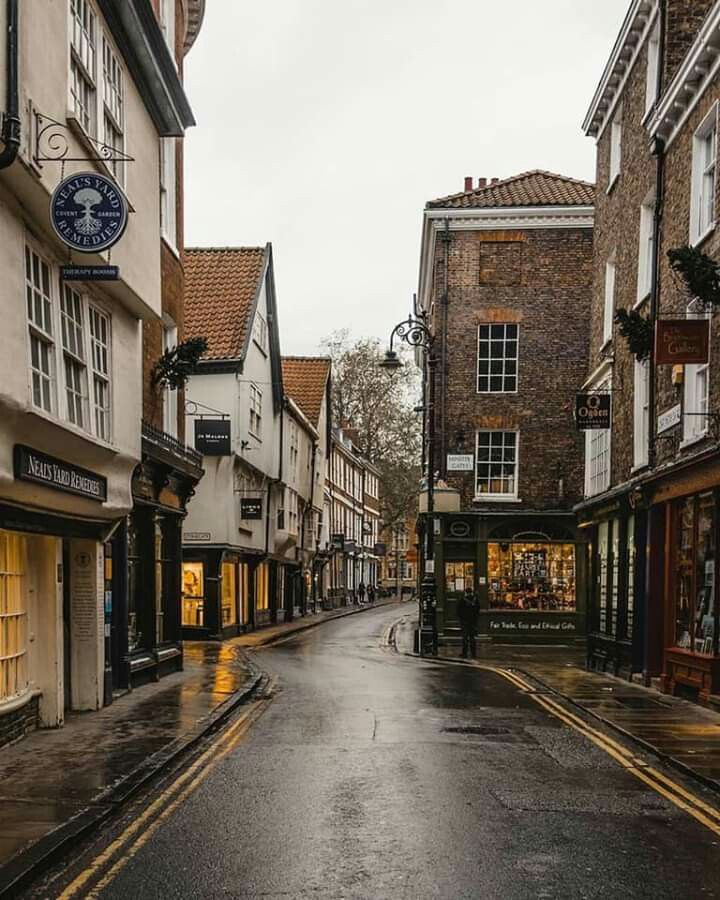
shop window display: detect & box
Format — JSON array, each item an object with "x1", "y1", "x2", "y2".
[
  {"x1": 626, "y1": 516, "x2": 636, "y2": 639},
  {"x1": 674, "y1": 493, "x2": 717, "y2": 655},
  {"x1": 0, "y1": 531, "x2": 27, "y2": 702},
  {"x1": 128, "y1": 520, "x2": 144, "y2": 651},
  {"x1": 221, "y1": 562, "x2": 237, "y2": 626},
  {"x1": 445, "y1": 562, "x2": 474, "y2": 593},
  {"x1": 488, "y1": 543, "x2": 576, "y2": 611},
  {"x1": 182, "y1": 561, "x2": 204, "y2": 627}
]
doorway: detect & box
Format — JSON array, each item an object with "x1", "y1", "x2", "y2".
[{"x1": 62, "y1": 540, "x2": 72, "y2": 712}]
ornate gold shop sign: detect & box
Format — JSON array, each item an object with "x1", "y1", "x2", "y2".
[{"x1": 655, "y1": 319, "x2": 709, "y2": 365}]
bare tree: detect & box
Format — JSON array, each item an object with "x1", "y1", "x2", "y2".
[{"x1": 322, "y1": 330, "x2": 421, "y2": 529}]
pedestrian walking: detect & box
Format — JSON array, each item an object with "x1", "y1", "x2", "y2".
[
  {"x1": 457, "y1": 586, "x2": 479, "y2": 659},
  {"x1": 367, "y1": 584, "x2": 375, "y2": 605},
  {"x1": 357, "y1": 582, "x2": 366, "y2": 604}
]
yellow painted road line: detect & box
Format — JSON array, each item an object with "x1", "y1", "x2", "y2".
[
  {"x1": 58, "y1": 690, "x2": 273, "y2": 900},
  {"x1": 479, "y1": 664, "x2": 720, "y2": 838}
]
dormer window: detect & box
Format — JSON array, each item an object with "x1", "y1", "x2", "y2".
[{"x1": 253, "y1": 313, "x2": 268, "y2": 353}]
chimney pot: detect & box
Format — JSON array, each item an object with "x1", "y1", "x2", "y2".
[
  {"x1": 477, "y1": 177, "x2": 487, "y2": 188},
  {"x1": 464, "y1": 176, "x2": 473, "y2": 192},
  {"x1": 491, "y1": 177, "x2": 499, "y2": 184}
]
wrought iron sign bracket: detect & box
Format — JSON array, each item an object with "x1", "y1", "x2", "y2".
[{"x1": 34, "y1": 111, "x2": 135, "y2": 166}]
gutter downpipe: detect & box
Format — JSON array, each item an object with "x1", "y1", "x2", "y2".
[{"x1": 0, "y1": 0, "x2": 20, "y2": 170}]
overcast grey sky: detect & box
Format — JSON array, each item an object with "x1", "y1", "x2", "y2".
[{"x1": 184, "y1": 0, "x2": 628, "y2": 354}]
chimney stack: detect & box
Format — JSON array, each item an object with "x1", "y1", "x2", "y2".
[
  {"x1": 491, "y1": 177, "x2": 499, "y2": 184},
  {"x1": 464, "y1": 176, "x2": 473, "y2": 192},
  {"x1": 477, "y1": 177, "x2": 487, "y2": 188}
]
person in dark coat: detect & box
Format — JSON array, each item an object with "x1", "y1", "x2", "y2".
[
  {"x1": 457, "y1": 586, "x2": 479, "y2": 659},
  {"x1": 357, "y1": 582, "x2": 366, "y2": 604},
  {"x1": 367, "y1": 584, "x2": 375, "y2": 605}
]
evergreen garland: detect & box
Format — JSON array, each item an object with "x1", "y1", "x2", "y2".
[
  {"x1": 667, "y1": 245, "x2": 720, "y2": 306},
  {"x1": 614, "y1": 308, "x2": 653, "y2": 362},
  {"x1": 151, "y1": 336, "x2": 208, "y2": 390}
]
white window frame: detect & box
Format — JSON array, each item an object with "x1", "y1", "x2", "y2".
[
  {"x1": 159, "y1": 0, "x2": 176, "y2": 57},
  {"x1": 608, "y1": 106, "x2": 622, "y2": 189},
  {"x1": 633, "y1": 359, "x2": 650, "y2": 469},
  {"x1": 644, "y1": 22, "x2": 660, "y2": 117},
  {"x1": 584, "y1": 380, "x2": 612, "y2": 497},
  {"x1": 683, "y1": 304, "x2": 711, "y2": 445},
  {"x1": 603, "y1": 255, "x2": 616, "y2": 346},
  {"x1": 289, "y1": 420, "x2": 299, "y2": 479},
  {"x1": 69, "y1": 0, "x2": 97, "y2": 135},
  {"x1": 474, "y1": 430, "x2": 519, "y2": 501},
  {"x1": 690, "y1": 103, "x2": 718, "y2": 246},
  {"x1": 160, "y1": 138, "x2": 177, "y2": 249},
  {"x1": 252, "y1": 313, "x2": 268, "y2": 354},
  {"x1": 162, "y1": 321, "x2": 178, "y2": 438},
  {"x1": 477, "y1": 322, "x2": 519, "y2": 394},
  {"x1": 249, "y1": 383, "x2": 262, "y2": 439},
  {"x1": 102, "y1": 36, "x2": 125, "y2": 184},
  {"x1": 25, "y1": 242, "x2": 113, "y2": 441},
  {"x1": 636, "y1": 197, "x2": 655, "y2": 304}
]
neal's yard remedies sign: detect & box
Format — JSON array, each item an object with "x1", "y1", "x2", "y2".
[
  {"x1": 575, "y1": 393, "x2": 611, "y2": 430},
  {"x1": 50, "y1": 173, "x2": 129, "y2": 253},
  {"x1": 194, "y1": 418, "x2": 231, "y2": 456},
  {"x1": 655, "y1": 319, "x2": 710, "y2": 365},
  {"x1": 14, "y1": 446, "x2": 107, "y2": 502}
]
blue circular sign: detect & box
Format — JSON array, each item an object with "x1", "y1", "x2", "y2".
[{"x1": 50, "y1": 172, "x2": 128, "y2": 253}]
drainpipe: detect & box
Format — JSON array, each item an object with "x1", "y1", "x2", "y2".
[
  {"x1": 0, "y1": 0, "x2": 20, "y2": 170},
  {"x1": 439, "y1": 218, "x2": 451, "y2": 476}
]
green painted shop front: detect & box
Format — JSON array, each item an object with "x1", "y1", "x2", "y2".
[{"x1": 433, "y1": 513, "x2": 588, "y2": 643}]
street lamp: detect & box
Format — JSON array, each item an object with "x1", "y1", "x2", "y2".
[{"x1": 379, "y1": 315, "x2": 437, "y2": 656}]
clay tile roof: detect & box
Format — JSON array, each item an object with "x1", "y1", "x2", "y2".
[
  {"x1": 427, "y1": 170, "x2": 595, "y2": 209},
  {"x1": 184, "y1": 247, "x2": 267, "y2": 361},
  {"x1": 281, "y1": 356, "x2": 331, "y2": 427}
]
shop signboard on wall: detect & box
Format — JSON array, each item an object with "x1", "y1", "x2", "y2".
[
  {"x1": 447, "y1": 454, "x2": 475, "y2": 472},
  {"x1": 61, "y1": 265, "x2": 119, "y2": 281},
  {"x1": 374, "y1": 542, "x2": 387, "y2": 557},
  {"x1": 575, "y1": 393, "x2": 611, "y2": 430},
  {"x1": 240, "y1": 498, "x2": 263, "y2": 520},
  {"x1": 655, "y1": 319, "x2": 710, "y2": 365},
  {"x1": 194, "y1": 418, "x2": 231, "y2": 456},
  {"x1": 14, "y1": 445, "x2": 107, "y2": 502},
  {"x1": 658, "y1": 404, "x2": 682, "y2": 435},
  {"x1": 50, "y1": 172, "x2": 129, "y2": 253}
]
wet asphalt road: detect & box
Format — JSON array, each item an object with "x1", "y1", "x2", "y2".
[{"x1": 58, "y1": 605, "x2": 720, "y2": 899}]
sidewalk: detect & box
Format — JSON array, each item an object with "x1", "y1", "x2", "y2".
[{"x1": 393, "y1": 613, "x2": 720, "y2": 793}]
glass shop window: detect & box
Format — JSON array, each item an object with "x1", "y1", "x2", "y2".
[
  {"x1": 239, "y1": 563, "x2": 250, "y2": 624},
  {"x1": 674, "y1": 493, "x2": 717, "y2": 655},
  {"x1": 488, "y1": 543, "x2": 576, "y2": 611},
  {"x1": 182, "y1": 561, "x2": 204, "y2": 627},
  {"x1": 598, "y1": 522, "x2": 609, "y2": 632},
  {"x1": 610, "y1": 517, "x2": 620, "y2": 637},
  {"x1": 444, "y1": 562, "x2": 474, "y2": 593},
  {"x1": 626, "y1": 515, "x2": 636, "y2": 639},
  {"x1": 221, "y1": 562, "x2": 237, "y2": 626},
  {"x1": 128, "y1": 519, "x2": 145, "y2": 650},
  {"x1": 255, "y1": 562, "x2": 269, "y2": 611}
]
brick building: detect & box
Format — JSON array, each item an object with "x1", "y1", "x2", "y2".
[
  {"x1": 416, "y1": 171, "x2": 594, "y2": 642},
  {"x1": 580, "y1": 0, "x2": 720, "y2": 700}
]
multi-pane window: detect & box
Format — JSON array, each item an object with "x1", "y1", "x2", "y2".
[
  {"x1": 691, "y1": 106, "x2": 717, "y2": 244},
  {"x1": 633, "y1": 359, "x2": 649, "y2": 468},
  {"x1": 585, "y1": 384, "x2": 611, "y2": 497},
  {"x1": 683, "y1": 305, "x2": 711, "y2": 444},
  {"x1": 603, "y1": 257, "x2": 616, "y2": 345},
  {"x1": 289, "y1": 421, "x2": 299, "y2": 478},
  {"x1": 102, "y1": 38, "x2": 124, "y2": 181},
  {"x1": 70, "y1": 0, "x2": 97, "y2": 133},
  {"x1": 61, "y1": 286, "x2": 88, "y2": 428},
  {"x1": 609, "y1": 107, "x2": 622, "y2": 186},
  {"x1": 626, "y1": 515, "x2": 636, "y2": 640},
  {"x1": 645, "y1": 23, "x2": 660, "y2": 115},
  {"x1": 0, "y1": 531, "x2": 27, "y2": 703},
  {"x1": 249, "y1": 384, "x2": 262, "y2": 437},
  {"x1": 26, "y1": 246, "x2": 55, "y2": 414},
  {"x1": 477, "y1": 323, "x2": 519, "y2": 393},
  {"x1": 160, "y1": 139, "x2": 177, "y2": 247},
  {"x1": 286, "y1": 489, "x2": 299, "y2": 535},
  {"x1": 89, "y1": 307, "x2": 111, "y2": 440},
  {"x1": 598, "y1": 521, "x2": 609, "y2": 633},
  {"x1": 637, "y1": 199, "x2": 655, "y2": 302},
  {"x1": 475, "y1": 431, "x2": 518, "y2": 499},
  {"x1": 162, "y1": 323, "x2": 177, "y2": 438}
]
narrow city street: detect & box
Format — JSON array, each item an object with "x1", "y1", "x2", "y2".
[{"x1": 33, "y1": 605, "x2": 720, "y2": 900}]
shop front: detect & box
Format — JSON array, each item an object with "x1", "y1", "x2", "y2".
[
  {"x1": 435, "y1": 513, "x2": 587, "y2": 643},
  {"x1": 181, "y1": 547, "x2": 256, "y2": 640}
]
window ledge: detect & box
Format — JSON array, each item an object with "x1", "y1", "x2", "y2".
[
  {"x1": 679, "y1": 432, "x2": 709, "y2": 452},
  {"x1": 600, "y1": 337, "x2": 613, "y2": 353},
  {"x1": 473, "y1": 496, "x2": 522, "y2": 504},
  {"x1": 690, "y1": 222, "x2": 716, "y2": 250},
  {"x1": 631, "y1": 462, "x2": 649, "y2": 475},
  {"x1": 161, "y1": 235, "x2": 181, "y2": 261},
  {"x1": 606, "y1": 173, "x2": 620, "y2": 195},
  {"x1": 633, "y1": 292, "x2": 650, "y2": 311},
  {"x1": 27, "y1": 407, "x2": 118, "y2": 455}
]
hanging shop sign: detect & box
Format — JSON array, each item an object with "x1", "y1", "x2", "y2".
[
  {"x1": 14, "y1": 445, "x2": 107, "y2": 502},
  {"x1": 575, "y1": 393, "x2": 611, "y2": 430},
  {"x1": 50, "y1": 173, "x2": 129, "y2": 253},
  {"x1": 61, "y1": 265, "x2": 119, "y2": 281},
  {"x1": 194, "y1": 418, "x2": 231, "y2": 456},
  {"x1": 331, "y1": 533, "x2": 345, "y2": 550},
  {"x1": 655, "y1": 319, "x2": 710, "y2": 365},
  {"x1": 240, "y1": 498, "x2": 263, "y2": 520},
  {"x1": 658, "y1": 404, "x2": 682, "y2": 435},
  {"x1": 374, "y1": 542, "x2": 387, "y2": 557},
  {"x1": 447, "y1": 454, "x2": 475, "y2": 472}
]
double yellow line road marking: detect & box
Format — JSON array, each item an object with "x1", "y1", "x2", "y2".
[
  {"x1": 58, "y1": 685, "x2": 275, "y2": 899},
  {"x1": 482, "y1": 664, "x2": 720, "y2": 838}
]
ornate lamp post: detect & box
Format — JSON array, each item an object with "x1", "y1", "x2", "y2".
[{"x1": 379, "y1": 317, "x2": 438, "y2": 656}]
